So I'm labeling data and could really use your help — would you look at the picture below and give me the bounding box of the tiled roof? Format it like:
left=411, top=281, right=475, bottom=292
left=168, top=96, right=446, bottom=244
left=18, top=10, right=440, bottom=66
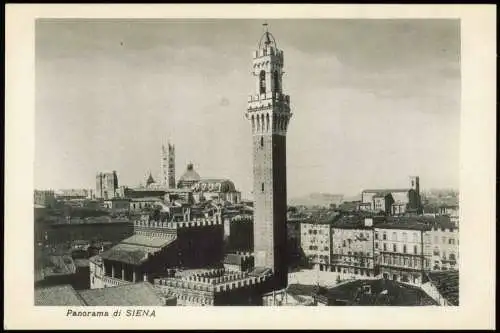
left=375, top=221, right=432, bottom=231
left=122, top=234, right=176, bottom=248
left=78, top=282, right=165, bottom=306
left=43, top=255, right=76, bottom=276
left=321, top=279, right=438, bottom=306
left=302, top=212, right=341, bottom=224
left=380, top=216, right=455, bottom=230
left=100, top=235, right=176, bottom=265
left=427, top=271, right=459, bottom=305
left=100, top=243, right=151, bottom=265
left=35, top=285, right=86, bottom=306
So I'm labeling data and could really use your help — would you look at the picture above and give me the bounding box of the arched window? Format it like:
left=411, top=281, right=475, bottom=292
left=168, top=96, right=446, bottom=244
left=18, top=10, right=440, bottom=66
left=273, top=70, right=280, bottom=92
left=260, top=136, right=264, bottom=148
left=259, top=70, right=266, bottom=94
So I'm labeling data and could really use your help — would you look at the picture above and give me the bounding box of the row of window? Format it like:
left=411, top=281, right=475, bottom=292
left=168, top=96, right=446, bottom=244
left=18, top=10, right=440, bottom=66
left=306, top=229, right=329, bottom=235
left=332, top=251, right=371, bottom=258
left=375, top=231, right=420, bottom=243
left=432, top=251, right=457, bottom=261
left=322, top=265, right=373, bottom=277
left=381, top=255, right=426, bottom=268
left=305, top=230, right=458, bottom=247
left=433, top=236, right=457, bottom=245
left=376, top=242, right=419, bottom=254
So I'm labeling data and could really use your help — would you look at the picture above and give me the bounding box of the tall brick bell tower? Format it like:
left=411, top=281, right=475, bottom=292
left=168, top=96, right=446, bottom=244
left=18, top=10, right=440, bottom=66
left=246, top=24, right=292, bottom=290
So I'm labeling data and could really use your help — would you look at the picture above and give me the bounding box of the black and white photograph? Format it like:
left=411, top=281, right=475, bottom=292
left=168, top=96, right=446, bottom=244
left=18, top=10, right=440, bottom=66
left=33, top=17, right=462, bottom=307
left=4, top=4, right=496, bottom=330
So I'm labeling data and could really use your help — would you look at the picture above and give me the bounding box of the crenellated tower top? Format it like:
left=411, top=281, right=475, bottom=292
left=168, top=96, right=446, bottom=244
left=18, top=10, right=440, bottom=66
left=246, top=23, right=292, bottom=136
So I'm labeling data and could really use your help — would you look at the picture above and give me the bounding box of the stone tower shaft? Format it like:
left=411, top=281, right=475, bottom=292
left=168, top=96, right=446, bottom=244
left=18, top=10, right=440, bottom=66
left=245, top=27, right=292, bottom=290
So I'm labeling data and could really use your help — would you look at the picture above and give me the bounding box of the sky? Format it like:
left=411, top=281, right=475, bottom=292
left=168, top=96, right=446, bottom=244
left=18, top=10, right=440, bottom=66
left=35, top=19, right=461, bottom=199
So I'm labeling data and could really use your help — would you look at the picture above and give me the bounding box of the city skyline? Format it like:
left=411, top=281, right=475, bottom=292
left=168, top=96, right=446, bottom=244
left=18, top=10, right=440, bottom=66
left=35, top=19, right=461, bottom=198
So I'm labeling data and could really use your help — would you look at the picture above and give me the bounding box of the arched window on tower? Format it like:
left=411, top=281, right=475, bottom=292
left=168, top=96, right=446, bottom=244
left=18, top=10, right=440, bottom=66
left=273, top=70, right=281, bottom=93
left=260, top=136, right=264, bottom=148
left=259, top=70, right=266, bottom=94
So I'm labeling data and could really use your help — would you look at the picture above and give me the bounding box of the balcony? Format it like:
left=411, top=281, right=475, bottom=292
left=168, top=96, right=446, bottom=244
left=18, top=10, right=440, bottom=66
left=101, top=275, right=131, bottom=287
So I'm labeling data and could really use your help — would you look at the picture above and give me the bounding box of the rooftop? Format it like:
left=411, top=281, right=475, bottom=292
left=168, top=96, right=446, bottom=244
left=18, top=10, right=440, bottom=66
left=35, top=285, right=86, bottom=306
left=178, top=163, right=201, bottom=183
left=100, top=235, right=176, bottom=265
left=319, top=279, right=438, bottom=306
left=78, top=282, right=165, bottom=306
left=73, top=259, right=90, bottom=267
left=42, top=255, right=76, bottom=276
left=130, top=197, right=164, bottom=202
left=427, top=271, right=459, bottom=305
left=123, top=234, right=176, bottom=248
left=332, top=215, right=385, bottom=229
left=375, top=222, right=432, bottom=231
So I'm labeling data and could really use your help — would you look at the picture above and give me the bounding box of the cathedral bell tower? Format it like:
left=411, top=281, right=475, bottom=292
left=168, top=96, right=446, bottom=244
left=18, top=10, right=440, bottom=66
left=245, top=24, right=292, bottom=290
left=161, top=141, right=176, bottom=189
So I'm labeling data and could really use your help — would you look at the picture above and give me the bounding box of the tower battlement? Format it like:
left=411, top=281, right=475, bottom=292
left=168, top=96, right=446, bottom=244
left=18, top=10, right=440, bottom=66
left=244, top=25, right=291, bottom=291
left=133, top=214, right=223, bottom=230
left=253, top=47, right=284, bottom=60
left=230, top=214, right=253, bottom=222
left=154, top=268, right=272, bottom=294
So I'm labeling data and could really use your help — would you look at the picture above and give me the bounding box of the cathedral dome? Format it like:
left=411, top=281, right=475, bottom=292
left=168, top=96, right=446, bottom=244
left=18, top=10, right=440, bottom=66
left=177, top=163, right=201, bottom=189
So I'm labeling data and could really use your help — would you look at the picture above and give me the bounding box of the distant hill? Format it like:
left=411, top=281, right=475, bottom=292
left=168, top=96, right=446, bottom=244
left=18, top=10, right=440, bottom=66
left=288, top=193, right=346, bottom=208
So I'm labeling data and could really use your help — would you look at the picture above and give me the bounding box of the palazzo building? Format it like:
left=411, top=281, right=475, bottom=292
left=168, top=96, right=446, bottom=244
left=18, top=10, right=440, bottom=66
left=360, top=176, right=422, bottom=215
left=374, top=222, right=432, bottom=285
left=89, top=209, right=224, bottom=289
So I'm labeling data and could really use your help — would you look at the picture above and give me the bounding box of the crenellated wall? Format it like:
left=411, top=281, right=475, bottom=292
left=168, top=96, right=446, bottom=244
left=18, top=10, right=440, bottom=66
left=153, top=268, right=273, bottom=306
